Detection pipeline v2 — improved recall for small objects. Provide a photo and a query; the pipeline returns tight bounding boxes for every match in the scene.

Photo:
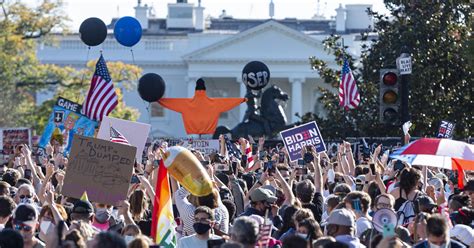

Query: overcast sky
[62,0,389,30]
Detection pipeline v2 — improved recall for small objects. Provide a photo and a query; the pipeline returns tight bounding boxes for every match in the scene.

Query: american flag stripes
[257,222,272,248]
[225,136,241,159]
[82,55,118,121]
[110,126,130,145]
[338,59,360,110]
[243,138,255,169]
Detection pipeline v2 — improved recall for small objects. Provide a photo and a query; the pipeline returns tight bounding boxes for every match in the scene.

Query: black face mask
[193,222,211,235]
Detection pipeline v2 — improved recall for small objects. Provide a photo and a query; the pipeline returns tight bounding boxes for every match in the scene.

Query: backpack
[396,192,422,226]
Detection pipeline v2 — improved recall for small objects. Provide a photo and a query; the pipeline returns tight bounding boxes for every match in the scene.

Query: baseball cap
[450,224,474,246]
[13,204,38,224]
[416,195,437,212]
[463,180,474,192]
[326,208,355,227]
[250,188,277,203]
[72,200,94,215]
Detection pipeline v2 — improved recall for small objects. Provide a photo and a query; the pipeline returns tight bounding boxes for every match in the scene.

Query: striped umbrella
[390,138,474,188]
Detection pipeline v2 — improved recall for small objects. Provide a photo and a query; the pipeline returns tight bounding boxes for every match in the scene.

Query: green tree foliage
[0,0,141,134]
[308,1,473,139]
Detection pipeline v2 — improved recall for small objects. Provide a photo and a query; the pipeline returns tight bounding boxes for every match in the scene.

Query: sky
[62,0,389,30]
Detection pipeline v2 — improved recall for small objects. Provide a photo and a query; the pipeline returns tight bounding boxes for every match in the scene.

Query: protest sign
[437,120,455,139]
[0,128,31,155]
[166,139,219,155]
[97,116,151,161]
[280,121,326,162]
[62,135,136,205]
[38,97,97,155]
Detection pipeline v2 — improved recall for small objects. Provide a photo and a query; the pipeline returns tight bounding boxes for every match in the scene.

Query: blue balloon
[113,16,142,47]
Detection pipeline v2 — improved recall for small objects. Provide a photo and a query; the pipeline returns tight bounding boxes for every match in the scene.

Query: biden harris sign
[280,121,326,162]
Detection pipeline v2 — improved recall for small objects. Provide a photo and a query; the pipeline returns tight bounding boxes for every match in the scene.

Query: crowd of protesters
[0,132,473,248]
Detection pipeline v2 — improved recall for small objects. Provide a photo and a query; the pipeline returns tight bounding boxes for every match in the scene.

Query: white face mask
[383,175,390,181]
[40,220,52,234]
[296,232,308,240]
[124,235,135,244]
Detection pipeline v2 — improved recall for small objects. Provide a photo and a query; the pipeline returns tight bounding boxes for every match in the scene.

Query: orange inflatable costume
[158,78,246,135]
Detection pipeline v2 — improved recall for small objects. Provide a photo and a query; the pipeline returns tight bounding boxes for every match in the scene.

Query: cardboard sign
[280,121,326,162]
[39,98,97,155]
[62,135,136,205]
[97,116,151,161]
[437,120,455,139]
[0,128,31,155]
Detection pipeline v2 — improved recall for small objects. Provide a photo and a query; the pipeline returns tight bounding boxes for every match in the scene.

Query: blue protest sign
[38,98,98,156]
[280,121,326,162]
[437,120,455,139]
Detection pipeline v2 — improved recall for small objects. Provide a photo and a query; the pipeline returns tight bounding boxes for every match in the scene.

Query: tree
[0,0,68,127]
[22,61,142,133]
[0,0,141,134]
[308,1,473,139]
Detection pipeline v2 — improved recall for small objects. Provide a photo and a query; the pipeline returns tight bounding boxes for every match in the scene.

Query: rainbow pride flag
[151,161,177,247]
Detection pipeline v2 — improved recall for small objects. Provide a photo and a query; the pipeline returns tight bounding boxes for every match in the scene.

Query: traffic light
[379,69,400,124]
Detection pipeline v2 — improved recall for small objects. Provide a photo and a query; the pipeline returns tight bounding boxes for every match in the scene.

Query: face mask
[328,169,335,183]
[383,175,391,181]
[296,232,308,240]
[95,208,111,223]
[429,242,447,248]
[124,235,135,245]
[193,222,211,235]
[40,220,51,234]
[20,198,33,204]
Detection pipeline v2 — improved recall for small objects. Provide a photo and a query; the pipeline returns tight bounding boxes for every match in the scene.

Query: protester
[177,206,224,248]
[413,214,465,248]
[0,129,471,248]
[13,204,45,248]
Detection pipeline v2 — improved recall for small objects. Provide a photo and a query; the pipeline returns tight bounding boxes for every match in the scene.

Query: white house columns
[186,76,197,97]
[290,77,305,123]
[236,77,246,122]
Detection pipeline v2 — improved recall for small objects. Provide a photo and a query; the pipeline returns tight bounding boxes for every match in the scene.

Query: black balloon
[79,18,107,47]
[138,73,166,102]
[241,61,270,90]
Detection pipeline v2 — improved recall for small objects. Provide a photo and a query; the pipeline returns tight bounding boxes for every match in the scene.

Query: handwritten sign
[280,121,326,162]
[167,139,219,155]
[62,135,136,205]
[0,128,31,155]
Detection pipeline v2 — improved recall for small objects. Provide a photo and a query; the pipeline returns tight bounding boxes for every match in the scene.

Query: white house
[36,1,373,138]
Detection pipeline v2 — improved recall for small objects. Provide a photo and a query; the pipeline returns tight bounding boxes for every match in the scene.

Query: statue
[213,85,293,139]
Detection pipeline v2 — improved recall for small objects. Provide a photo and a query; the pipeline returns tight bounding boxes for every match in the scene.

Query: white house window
[151,102,164,117]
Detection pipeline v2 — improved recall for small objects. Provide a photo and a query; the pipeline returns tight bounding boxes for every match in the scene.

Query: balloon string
[130,49,140,82]
[78,46,91,103]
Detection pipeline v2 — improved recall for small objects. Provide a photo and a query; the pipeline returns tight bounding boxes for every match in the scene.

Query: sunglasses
[14,224,33,232]
[19,195,33,199]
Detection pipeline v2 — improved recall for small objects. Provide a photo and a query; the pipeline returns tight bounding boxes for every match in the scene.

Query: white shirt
[356,217,372,238]
[177,234,222,248]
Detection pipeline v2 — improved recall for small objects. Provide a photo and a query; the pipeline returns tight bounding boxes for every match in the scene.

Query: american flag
[82,55,118,121]
[257,222,272,248]
[224,136,241,159]
[338,59,360,110]
[110,126,130,145]
[242,138,255,169]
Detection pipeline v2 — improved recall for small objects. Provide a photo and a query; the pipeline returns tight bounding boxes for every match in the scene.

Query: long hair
[129,189,148,221]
